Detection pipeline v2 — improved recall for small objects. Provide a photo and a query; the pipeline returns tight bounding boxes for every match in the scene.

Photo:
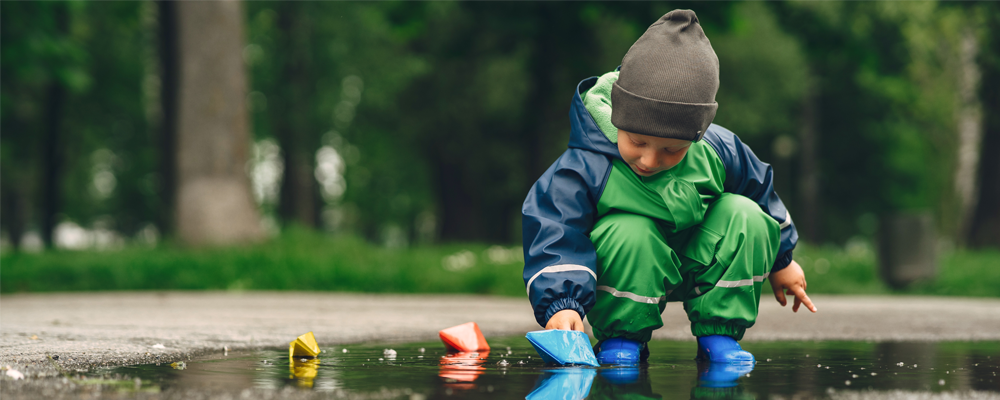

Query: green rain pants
[587,193,780,342]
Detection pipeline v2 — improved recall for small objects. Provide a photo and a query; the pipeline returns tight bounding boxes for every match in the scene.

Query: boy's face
[617,129,692,177]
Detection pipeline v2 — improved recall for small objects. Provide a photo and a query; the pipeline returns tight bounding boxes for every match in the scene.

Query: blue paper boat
[525,330,599,367]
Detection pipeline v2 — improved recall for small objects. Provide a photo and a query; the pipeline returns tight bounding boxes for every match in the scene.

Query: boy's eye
[630,139,645,147]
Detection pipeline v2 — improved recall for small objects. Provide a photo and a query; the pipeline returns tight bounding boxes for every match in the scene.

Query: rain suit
[522,71,798,341]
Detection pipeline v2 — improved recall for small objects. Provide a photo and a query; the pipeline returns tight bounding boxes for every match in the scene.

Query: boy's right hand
[545,309,586,332]
[769,260,817,313]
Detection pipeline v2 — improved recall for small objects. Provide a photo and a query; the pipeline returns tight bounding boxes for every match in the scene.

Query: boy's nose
[642,153,661,169]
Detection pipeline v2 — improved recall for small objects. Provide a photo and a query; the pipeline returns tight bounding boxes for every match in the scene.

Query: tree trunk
[968,4,1000,248]
[39,4,69,249]
[797,89,821,243]
[435,160,482,241]
[954,25,983,245]
[1,189,28,250]
[275,3,318,228]
[173,0,263,245]
[970,119,1000,248]
[157,0,179,237]
[878,211,937,289]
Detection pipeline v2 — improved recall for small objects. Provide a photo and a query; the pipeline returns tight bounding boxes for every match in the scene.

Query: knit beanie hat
[611,9,719,142]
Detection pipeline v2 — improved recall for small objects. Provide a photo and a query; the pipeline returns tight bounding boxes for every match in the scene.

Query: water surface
[97,338,1000,399]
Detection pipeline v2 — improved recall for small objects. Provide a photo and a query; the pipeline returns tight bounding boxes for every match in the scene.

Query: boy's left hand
[768,260,817,313]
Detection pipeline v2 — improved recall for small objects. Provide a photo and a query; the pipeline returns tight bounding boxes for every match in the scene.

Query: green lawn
[2,228,998,298]
[778,242,1000,298]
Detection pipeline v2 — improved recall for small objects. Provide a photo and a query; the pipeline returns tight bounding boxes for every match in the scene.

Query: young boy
[522,9,816,366]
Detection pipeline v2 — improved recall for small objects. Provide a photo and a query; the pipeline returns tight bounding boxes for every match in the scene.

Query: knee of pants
[591,212,666,255]
[707,193,778,233]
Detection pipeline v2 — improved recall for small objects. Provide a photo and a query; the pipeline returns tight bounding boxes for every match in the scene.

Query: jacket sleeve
[703,125,798,272]
[522,149,609,327]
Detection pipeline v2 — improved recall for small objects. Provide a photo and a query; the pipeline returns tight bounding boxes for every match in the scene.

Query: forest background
[2,1,999,296]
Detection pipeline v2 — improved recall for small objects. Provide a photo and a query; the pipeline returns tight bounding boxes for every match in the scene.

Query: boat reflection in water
[289,358,321,389]
[525,361,755,400]
[438,351,490,390]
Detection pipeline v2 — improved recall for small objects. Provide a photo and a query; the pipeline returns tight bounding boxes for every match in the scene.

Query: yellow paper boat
[289,331,321,358]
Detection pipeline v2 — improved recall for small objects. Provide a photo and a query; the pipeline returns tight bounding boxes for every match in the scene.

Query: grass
[2,228,999,298]
[773,241,1000,298]
[0,228,526,296]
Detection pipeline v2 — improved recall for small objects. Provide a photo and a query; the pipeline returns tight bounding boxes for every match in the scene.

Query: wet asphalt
[2,292,999,399]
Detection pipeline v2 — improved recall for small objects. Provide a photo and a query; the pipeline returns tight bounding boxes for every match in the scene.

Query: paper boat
[525,330,599,367]
[289,331,321,358]
[439,322,490,352]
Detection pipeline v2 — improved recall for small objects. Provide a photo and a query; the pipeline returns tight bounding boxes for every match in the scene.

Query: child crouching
[522,9,815,366]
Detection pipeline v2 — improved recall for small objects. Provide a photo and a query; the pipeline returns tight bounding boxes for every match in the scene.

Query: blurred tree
[2,1,166,249]
[769,2,969,243]
[952,15,983,244]
[1,2,63,248]
[1,1,91,248]
[392,2,662,243]
[173,0,263,245]
[969,1,1000,249]
[39,4,69,249]
[706,2,810,236]
[66,2,160,238]
[3,1,996,251]
[157,0,179,237]
[272,2,321,228]
[244,2,429,241]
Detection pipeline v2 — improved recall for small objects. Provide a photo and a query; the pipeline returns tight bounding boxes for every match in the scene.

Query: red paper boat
[439,322,490,352]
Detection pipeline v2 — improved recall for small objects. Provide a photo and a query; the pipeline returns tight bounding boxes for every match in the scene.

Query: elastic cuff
[691,322,748,341]
[771,250,794,272]
[543,298,586,326]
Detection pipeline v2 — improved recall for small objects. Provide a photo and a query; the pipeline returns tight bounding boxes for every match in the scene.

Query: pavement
[1,291,1000,398]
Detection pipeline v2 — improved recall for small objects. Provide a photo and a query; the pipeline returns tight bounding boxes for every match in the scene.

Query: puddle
[94,338,1000,399]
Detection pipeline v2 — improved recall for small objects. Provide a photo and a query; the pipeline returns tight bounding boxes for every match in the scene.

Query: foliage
[1,2,160,241]
[710,2,810,148]
[906,249,1000,297]
[244,2,430,232]
[0,228,525,296]
[2,1,999,252]
[769,2,980,242]
[3,230,998,298]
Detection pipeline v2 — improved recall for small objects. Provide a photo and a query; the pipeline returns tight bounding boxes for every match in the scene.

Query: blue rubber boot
[595,338,646,365]
[696,335,754,364]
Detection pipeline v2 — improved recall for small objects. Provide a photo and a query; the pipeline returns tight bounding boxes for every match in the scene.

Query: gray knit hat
[611,9,719,142]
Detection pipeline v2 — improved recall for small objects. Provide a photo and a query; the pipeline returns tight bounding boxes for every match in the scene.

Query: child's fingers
[799,291,818,313]
[790,285,818,313]
[772,287,787,306]
[546,310,589,331]
[792,295,802,312]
